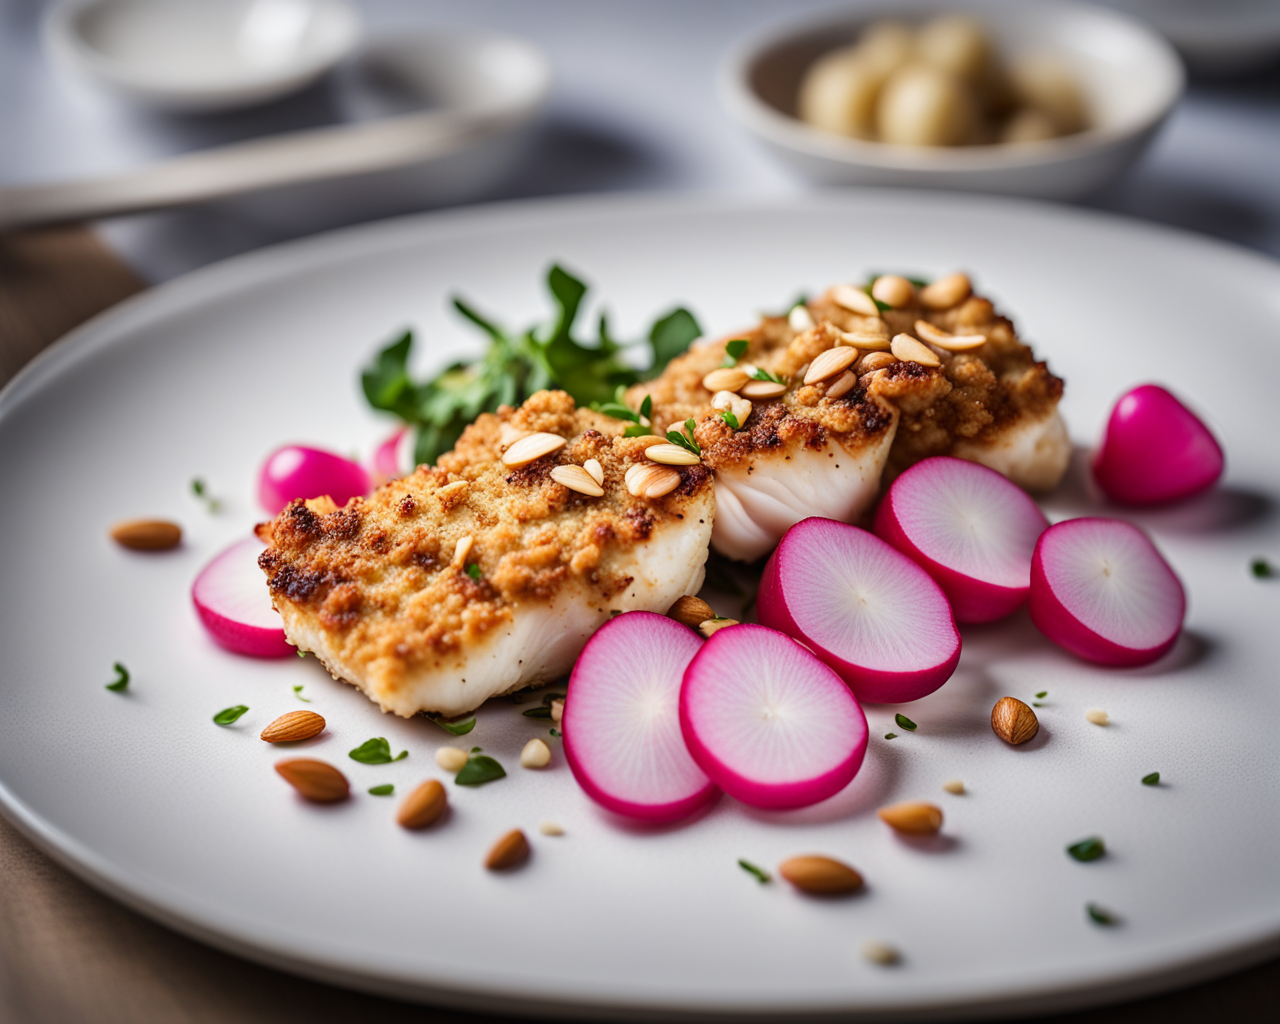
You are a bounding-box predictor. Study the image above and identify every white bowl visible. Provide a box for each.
[719,0,1184,200]
[46,0,363,112]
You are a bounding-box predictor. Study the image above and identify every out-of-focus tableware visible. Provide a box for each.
[1102,0,1280,76]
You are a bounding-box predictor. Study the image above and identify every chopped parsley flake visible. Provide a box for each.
[1086,903,1120,926]
[466,563,481,580]
[212,705,249,725]
[1067,837,1106,862]
[292,685,311,702]
[1035,691,1048,699]
[190,477,220,513]
[1142,772,1161,786]
[368,784,395,796]
[1252,558,1275,578]
[884,732,898,740]
[894,713,917,731]
[738,859,771,884]
[105,662,130,692]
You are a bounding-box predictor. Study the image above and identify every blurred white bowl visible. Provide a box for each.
[720,0,1184,200]
[1101,0,1280,76]
[46,0,363,112]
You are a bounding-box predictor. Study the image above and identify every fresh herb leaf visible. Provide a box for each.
[1252,558,1276,578]
[1035,691,1048,699]
[349,737,408,764]
[292,684,311,702]
[724,338,749,362]
[719,408,740,429]
[523,706,553,720]
[213,705,249,725]
[1033,702,1044,708]
[368,784,395,796]
[105,662,130,692]
[648,308,701,374]
[1086,903,1119,926]
[1067,837,1106,862]
[190,477,220,512]
[455,753,506,786]
[623,423,654,437]
[884,732,898,740]
[296,650,308,658]
[427,714,476,736]
[640,394,653,420]
[738,859,771,884]
[549,727,562,738]
[597,401,639,422]
[666,419,701,456]
[894,713,917,731]
[1142,772,1161,786]
[748,366,786,385]
[467,563,481,581]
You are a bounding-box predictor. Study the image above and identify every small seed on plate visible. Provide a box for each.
[435,746,469,773]
[914,319,986,351]
[740,379,787,399]
[877,801,944,835]
[550,699,564,723]
[890,333,942,368]
[942,779,965,795]
[856,351,899,373]
[583,458,605,486]
[831,284,880,317]
[702,367,750,393]
[274,759,349,803]
[539,821,565,836]
[804,346,858,385]
[645,443,701,467]
[778,855,864,895]
[991,696,1039,745]
[109,518,182,551]
[501,431,566,468]
[521,738,552,769]
[669,595,716,628]
[1085,708,1110,726]
[788,305,817,331]
[260,710,326,743]
[625,463,681,499]
[698,617,739,639]
[397,779,447,829]
[871,275,914,308]
[825,370,857,400]
[920,272,972,310]
[452,534,474,566]
[486,828,531,871]
[861,941,901,965]
[550,464,604,497]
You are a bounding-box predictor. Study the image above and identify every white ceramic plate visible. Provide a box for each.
[0,192,1278,1020]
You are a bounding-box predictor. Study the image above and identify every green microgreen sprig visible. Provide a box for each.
[455,750,506,786]
[1142,772,1161,786]
[1086,903,1120,926]
[748,366,786,385]
[105,662,130,692]
[718,409,740,429]
[368,784,395,796]
[721,338,750,367]
[894,713,917,732]
[1067,837,1106,862]
[292,685,311,702]
[738,859,771,884]
[666,418,701,456]
[349,737,408,764]
[190,477,220,513]
[213,705,249,725]
[466,563,481,581]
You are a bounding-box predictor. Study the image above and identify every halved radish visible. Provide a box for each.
[192,537,293,658]
[874,456,1049,622]
[259,445,370,515]
[679,624,867,809]
[1093,384,1224,506]
[370,427,413,485]
[562,612,716,822]
[1029,517,1185,666]
[758,518,960,704]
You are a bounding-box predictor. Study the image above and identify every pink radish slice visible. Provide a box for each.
[874,457,1049,623]
[679,624,867,810]
[758,518,961,704]
[563,612,716,822]
[1029,517,1184,667]
[259,445,370,515]
[192,537,293,658]
[370,427,412,485]
[1093,384,1224,505]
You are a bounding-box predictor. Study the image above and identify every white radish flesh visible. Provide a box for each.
[874,456,1048,622]
[562,612,716,822]
[679,623,868,809]
[758,517,960,704]
[192,537,294,658]
[1029,517,1185,666]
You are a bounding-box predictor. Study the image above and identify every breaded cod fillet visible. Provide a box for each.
[257,391,714,718]
[630,273,1067,562]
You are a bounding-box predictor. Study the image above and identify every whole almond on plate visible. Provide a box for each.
[668,595,715,628]
[109,518,181,550]
[275,759,349,803]
[486,828,531,871]
[991,697,1039,745]
[397,779,447,829]
[778,855,863,895]
[260,710,326,743]
[877,801,944,835]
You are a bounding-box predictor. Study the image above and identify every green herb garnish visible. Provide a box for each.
[361,266,700,466]
[1142,772,1161,786]
[719,409,740,429]
[738,859,771,884]
[521,693,564,721]
[466,563,481,581]
[190,477,221,512]
[213,705,249,725]
[863,281,892,313]
[455,753,506,786]
[748,366,786,385]
[884,732,898,740]
[426,714,476,736]
[666,418,701,456]
[1035,691,1048,699]
[722,338,749,366]
[1067,837,1106,862]
[292,684,311,702]
[1252,558,1276,578]
[368,784,395,796]
[1086,903,1120,926]
[549,727,562,738]
[894,713,917,731]
[105,662,130,692]
[349,737,408,764]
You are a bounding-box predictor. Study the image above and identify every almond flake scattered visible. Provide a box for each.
[942,779,965,795]
[538,821,565,836]
[1085,708,1110,726]
[861,941,900,965]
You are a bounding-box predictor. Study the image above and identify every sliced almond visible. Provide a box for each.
[501,431,567,468]
[804,346,858,385]
[788,304,816,331]
[919,272,972,310]
[275,759,349,803]
[260,710,326,744]
[871,275,914,308]
[452,534,474,566]
[698,617,738,638]
[625,463,681,499]
[831,284,880,317]
[840,331,892,351]
[397,779,448,829]
[740,379,787,399]
[701,367,750,393]
[550,464,604,497]
[582,458,605,486]
[486,828,531,871]
[669,595,715,628]
[914,319,986,351]
[825,370,857,399]
[877,801,944,835]
[890,333,942,368]
[778,855,863,895]
[856,351,899,373]
[942,779,965,795]
[109,519,182,551]
[498,423,530,448]
[645,443,700,467]
[991,696,1039,745]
